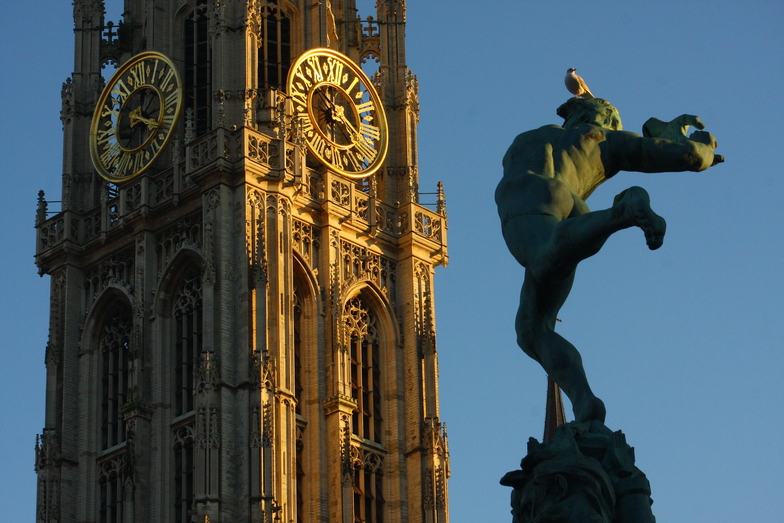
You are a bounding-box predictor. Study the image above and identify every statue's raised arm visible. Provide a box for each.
[603,113,723,176]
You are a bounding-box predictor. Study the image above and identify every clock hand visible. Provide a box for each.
[327,104,355,143]
[129,106,159,130]
[316,88,336,112]
[332,108,361,141]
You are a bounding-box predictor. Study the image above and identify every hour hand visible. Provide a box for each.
[331,106,358,138]
[129,106,159,130]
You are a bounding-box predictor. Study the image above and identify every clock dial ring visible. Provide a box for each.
[90,51,183,183]
[287,48,388,179]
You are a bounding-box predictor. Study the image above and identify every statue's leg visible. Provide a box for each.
[516,270,606,423]
[611,186,667,249]
[503,195,660,424]
[535,187,666,281]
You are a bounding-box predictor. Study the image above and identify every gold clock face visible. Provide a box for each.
[287,48,388,179]
[90,51,183,183]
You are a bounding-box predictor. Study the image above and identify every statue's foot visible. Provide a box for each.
[613,186,667,250]
[574,396,606,424]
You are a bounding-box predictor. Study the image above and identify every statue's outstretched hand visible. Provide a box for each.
[643,114,705,141]
[644,114,724,166]
[689,130,724,166]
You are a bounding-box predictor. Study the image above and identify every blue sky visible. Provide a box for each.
[2,1,783,521]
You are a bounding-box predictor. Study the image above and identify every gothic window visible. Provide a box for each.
[171,265,202,522]
[99,458,126,523]
[173,425,195,523]
[296,429,305,523]
[184,6,211,136]
[258,2,291,90]
[345,296,382,443]
[97,299,132,523]
[353,468,385,523]
[174,266,202,417]
[293,278,306,523]
[100,300,131,450]
[294,283,303,414]
[344,295,385,523]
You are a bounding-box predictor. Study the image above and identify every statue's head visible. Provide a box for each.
[557,98,622,131]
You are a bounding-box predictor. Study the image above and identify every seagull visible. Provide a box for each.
[564,68,594,98]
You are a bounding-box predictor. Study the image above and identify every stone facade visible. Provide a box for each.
[35,1,449,522]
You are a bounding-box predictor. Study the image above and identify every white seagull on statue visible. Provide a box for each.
[565,68,594,98]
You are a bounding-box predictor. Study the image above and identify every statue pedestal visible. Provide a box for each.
[501,421,655,523]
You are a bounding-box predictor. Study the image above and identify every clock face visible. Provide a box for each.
[90,51,183,183]
[287,48,388,179]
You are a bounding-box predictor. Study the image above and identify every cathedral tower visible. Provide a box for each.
[34,1,449,521]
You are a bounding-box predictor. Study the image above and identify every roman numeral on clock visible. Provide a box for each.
[360,122,380,142]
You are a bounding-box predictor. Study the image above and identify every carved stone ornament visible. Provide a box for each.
[60,77,74,125]
[83,249,135,313]
[250,404,262,448]
[247,189,268,284]
[155,215,202,281]
[246,0,262,34]
[73,0,103,24]
[501,421,655,523]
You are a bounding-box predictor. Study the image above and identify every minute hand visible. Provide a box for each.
[333,110,361,142]
[129,106,159,130]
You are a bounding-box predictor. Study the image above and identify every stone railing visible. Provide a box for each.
[349,435,386,475]
[185,126,282,173]
[36,128,241,254]
[244,129,279,170]
[324,171,446,245]
[35,127,447,257]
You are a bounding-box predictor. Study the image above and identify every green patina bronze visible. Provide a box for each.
[497,97,723,522]
[496,98,723,424]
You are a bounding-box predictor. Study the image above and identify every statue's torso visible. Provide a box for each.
[497,124,609,223]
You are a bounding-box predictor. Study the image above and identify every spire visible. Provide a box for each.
[543,375,566,442]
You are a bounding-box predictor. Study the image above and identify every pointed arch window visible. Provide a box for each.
[344,295,385,523]
[258,2,291,90]
[171,264,202,522]
[345,296,382,443]
[294,282,304,414]
[293,278,307,523]
[184,6,211,136]
[353,469,385,523]
[174,266,202,417]
[98,299,132,523]
[173,426,195,523]
[99,457,127,523]
[100,300,132,449]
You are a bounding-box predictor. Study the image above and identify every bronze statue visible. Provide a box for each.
[496,98,723,423]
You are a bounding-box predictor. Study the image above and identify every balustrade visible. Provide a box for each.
[35,128,447,256]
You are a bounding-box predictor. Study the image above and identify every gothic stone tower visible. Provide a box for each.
[34,1,449,522]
